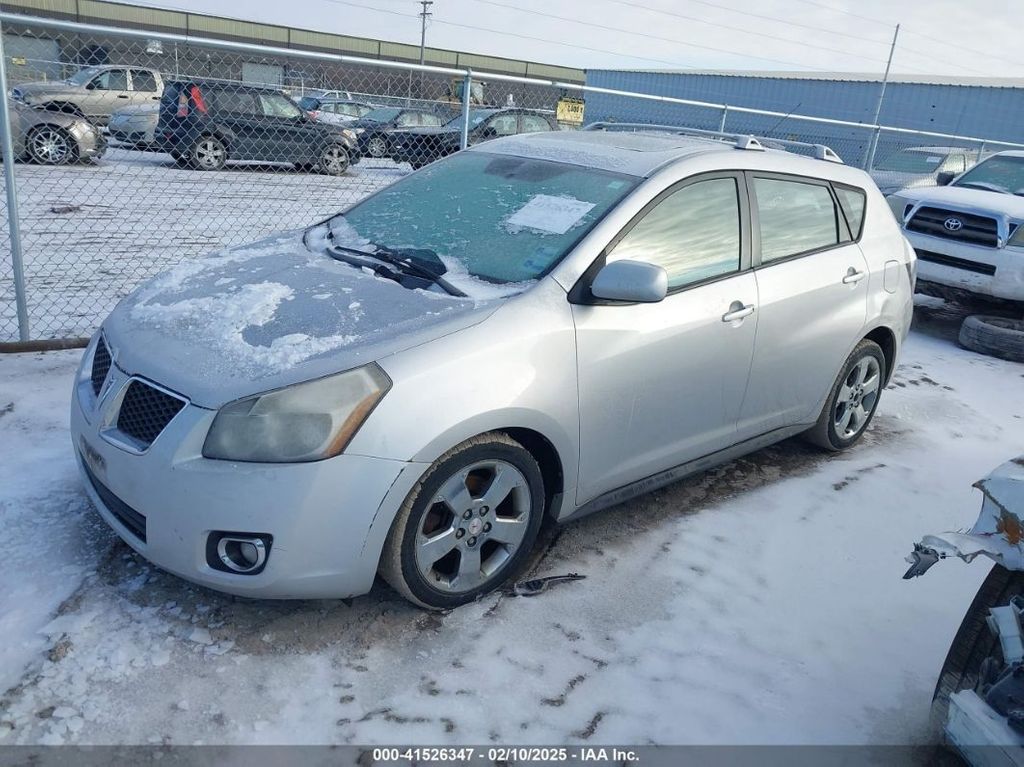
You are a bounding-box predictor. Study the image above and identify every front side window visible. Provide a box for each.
[609,177,741,290]
[396,111,420,127]
[943,154,967,174]
[421,113,443,127]
[90,69,127,91]
[260,93,302,119]
[329,152,639,284]
[755,177,839,263]
[486,114,518,137]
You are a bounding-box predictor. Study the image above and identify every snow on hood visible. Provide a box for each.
[103,231,509,408]
[896,184,1024,219]
[16,81,80,95]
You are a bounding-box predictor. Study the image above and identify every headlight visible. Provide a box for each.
[887,195,912,224]
[203,364,391,463]
[1008,225,1024,248]
[342,128,356,140]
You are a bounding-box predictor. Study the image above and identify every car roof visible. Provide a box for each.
[474,129,870,181]
[169,79,284,93]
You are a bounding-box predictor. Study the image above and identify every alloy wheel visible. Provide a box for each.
[194,138,226,169]
[414,459,531,594]
[320,145,349,175]
[367,136,387,157]
[29,128,71,164]
[833,356,881,440]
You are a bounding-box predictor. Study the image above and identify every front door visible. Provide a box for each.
[82,68,130,121]
[737,173,870,439]
[572,173,758,504]
[255,91,318,163]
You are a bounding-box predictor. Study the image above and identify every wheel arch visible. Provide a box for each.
[862,324,898,385]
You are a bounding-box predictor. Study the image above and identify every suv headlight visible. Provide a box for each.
[887,195,912,224]
[203,364,391,463]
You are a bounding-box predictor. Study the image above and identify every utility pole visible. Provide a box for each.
[865,23,900,171]
[417,0,433,97]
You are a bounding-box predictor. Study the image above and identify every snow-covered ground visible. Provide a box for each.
[0,149,408,341]
[1,298,1021,748]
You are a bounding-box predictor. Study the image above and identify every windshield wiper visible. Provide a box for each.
[957,181,1009,194]
[327,243,467,298]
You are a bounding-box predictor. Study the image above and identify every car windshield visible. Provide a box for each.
[361,107,402,123]
[953,154,1024,195]
[875,150,949,173]
[67,66,104,85]
[445,109,498,127]
[323,152,639,285]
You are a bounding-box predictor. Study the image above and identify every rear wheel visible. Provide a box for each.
[317,144,350,176]
[805,339,886,451]
[380,433,545,609]
[26,126,75,165]
[366,135,388,158]
[189,136,227,170]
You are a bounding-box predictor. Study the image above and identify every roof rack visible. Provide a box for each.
[583,122,844,164]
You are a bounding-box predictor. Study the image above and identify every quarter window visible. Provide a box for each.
[834,185,867,240]
[609,177,741,290]
[755,177,839,262]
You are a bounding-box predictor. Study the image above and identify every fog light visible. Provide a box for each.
[207,532,272,575]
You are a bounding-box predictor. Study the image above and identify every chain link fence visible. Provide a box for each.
[2,11,1023,344]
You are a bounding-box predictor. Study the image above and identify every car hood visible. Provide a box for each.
[103,230,508,409]
[15,80,82,96]
[871,170,934,194]
[348,118,389,130]
[894,184,1024,218]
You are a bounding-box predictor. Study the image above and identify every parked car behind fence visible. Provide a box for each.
[156,80,360,174]
[11,64,163,126]
[870,145,977,196]
[5,97,106,164]
[348,106,450,158]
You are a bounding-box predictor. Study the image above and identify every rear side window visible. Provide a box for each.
[834,185,866,240]
[754,177,839,263]
[212,90,259,115]
[131,70,157,92]
[609,177,741,290]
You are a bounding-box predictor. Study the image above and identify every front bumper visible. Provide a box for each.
[907,232,1024,301]
[70,350,424,599]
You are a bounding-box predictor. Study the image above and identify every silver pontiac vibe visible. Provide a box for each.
[71,129,915,608]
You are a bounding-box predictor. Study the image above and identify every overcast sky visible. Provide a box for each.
[126,0,1022,78]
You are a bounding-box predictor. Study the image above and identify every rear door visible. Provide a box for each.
[209,88,263,160]
[573,172,759,503]
[736,173,869,439]
[255,91,318,162]
[128,69,161,108]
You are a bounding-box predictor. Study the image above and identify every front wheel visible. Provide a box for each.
[26,126,75,165]
[317,144,350,176]
[805,339,886,451]
[380,433,545,609]
[366,135,388,158]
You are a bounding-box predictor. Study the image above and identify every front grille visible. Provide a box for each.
[91,337,111,396]
[906,206,999,247]
[116,380,186,446]
[915,249,997,276]
[81,459,147,542]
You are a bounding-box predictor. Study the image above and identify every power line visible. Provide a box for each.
[474,0,891,69]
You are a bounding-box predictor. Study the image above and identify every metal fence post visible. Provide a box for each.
[0,19,31,342]
[864,126,882,171]
[460,70,472,150]
[718,105,729,133]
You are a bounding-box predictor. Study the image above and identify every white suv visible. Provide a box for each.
[889,150,1024,303]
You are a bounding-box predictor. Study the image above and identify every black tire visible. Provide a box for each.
[25,125,76,165]
[805,339,886,451]
[380,432,545,609]
[188,135,227,171]
[317,144,350,176]
[931,564,1024,735]
[959,315,1024,364]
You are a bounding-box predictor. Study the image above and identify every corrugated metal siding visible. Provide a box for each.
[187,16,289,44]
[79,0,185,31]
[288,30,379,57]
[585,70,1024,155]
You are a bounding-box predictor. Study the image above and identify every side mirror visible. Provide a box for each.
[591,260,668,303]
[936,171,955,186]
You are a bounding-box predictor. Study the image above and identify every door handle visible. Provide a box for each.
[843,267,866,284]
[722,303,755,323]
[116,94,129,99]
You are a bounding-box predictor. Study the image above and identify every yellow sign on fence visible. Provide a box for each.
[556,97,585,125]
